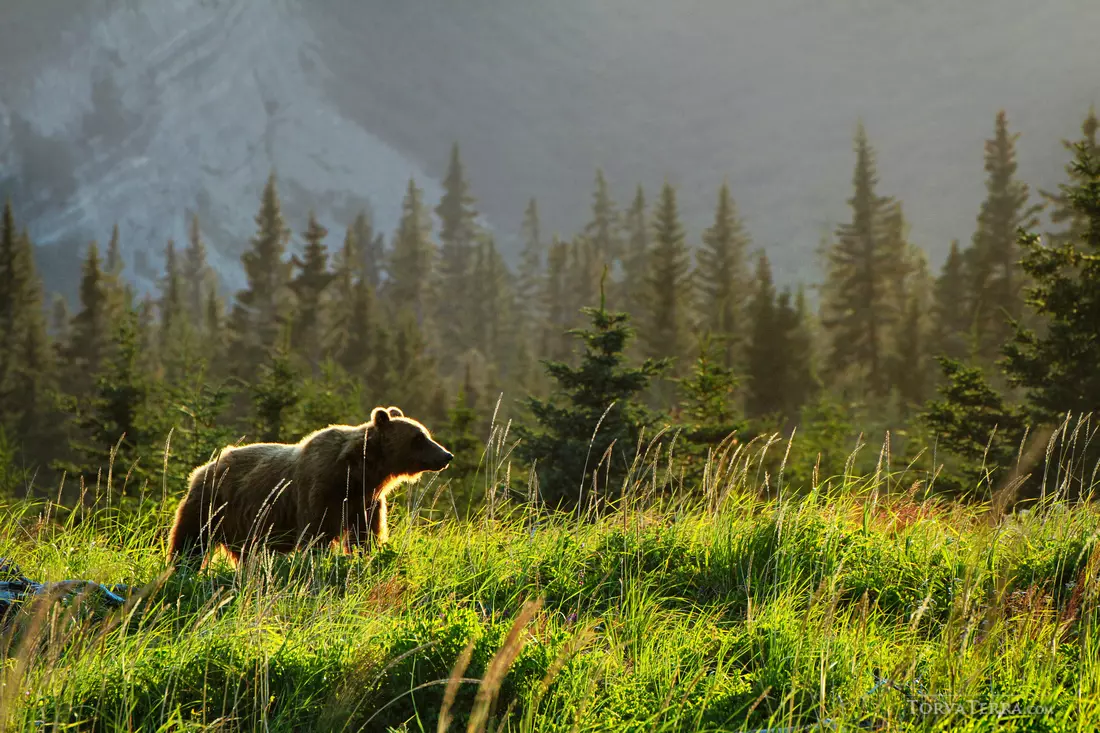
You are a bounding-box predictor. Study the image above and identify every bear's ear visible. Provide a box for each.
[387,406,403,418]
[371,406,392,428]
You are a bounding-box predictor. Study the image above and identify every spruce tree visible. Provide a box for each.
[642,181,694,402]
[350,208,386,289]
[930,240,974,362]
[338,276,380,382]
[65,242,112,399]
[1040,107,1098,247]
[541,235,572,364]
[820,123,910,398]
[745,253,783,420]
[618,185,650,332]
[891,250,934,409]
[435,143,481,364]
[50,295,70,361]
[675,333,745,486]
[63,304,155,488]
[328,222,363,360]
[289,211,335,371]
[516,197,543,326]
[390,308,445,420]
[441,362,485,483]
[0,221,54,463]
[468,235,515,380]
[387,178,437,330]
[567,235,601,326]
[583,168,621,266]
[695,181,751,369]
[228,171,293,377]
[203,287,227,373]
[515,274,671,512]
[158,239,186,354]
[183,213,215,328]
[0,201,20,397]
[1002,141,1100,420]
[250,339,301,443]
[968,110,1042,364]
[103,223,132,317]
[783,285,819,417]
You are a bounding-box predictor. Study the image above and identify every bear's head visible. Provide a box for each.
[364,405,453,478]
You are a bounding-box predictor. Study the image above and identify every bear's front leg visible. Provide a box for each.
[368,495,389,545]
[342,505,373,553]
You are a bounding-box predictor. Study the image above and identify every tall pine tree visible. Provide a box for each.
[65,242,112,400]
[349,208,386,290]
[387,178,437,332]
[183,213,215,328]
[0,210,54,465]
[930,240,974,362]
[228,171,294,377]
[642,181,694,403]
[968,110,1041,365]
[1040,107,1098,247]
[516,197,544,327]
[289,211,335,372]
[820,123,910,398]
[583,168,621,266]
[695,181,751,369]
[435,143,481,367]
[618,185,650,333]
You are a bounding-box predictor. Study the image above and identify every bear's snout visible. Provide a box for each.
[432,448,454,471]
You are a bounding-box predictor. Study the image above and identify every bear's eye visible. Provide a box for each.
[415,434,428,446]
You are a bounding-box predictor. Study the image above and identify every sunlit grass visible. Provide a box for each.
[1,427,1098,732]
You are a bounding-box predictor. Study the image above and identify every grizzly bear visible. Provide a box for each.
[166,406,453,567]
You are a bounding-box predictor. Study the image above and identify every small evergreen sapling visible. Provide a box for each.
[515,270,670,513]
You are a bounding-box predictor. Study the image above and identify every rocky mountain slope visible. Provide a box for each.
[1,0,1097,299]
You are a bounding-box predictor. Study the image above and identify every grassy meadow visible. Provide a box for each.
[0,432,1098,733]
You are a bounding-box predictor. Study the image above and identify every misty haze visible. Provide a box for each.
[2,0,1096,294]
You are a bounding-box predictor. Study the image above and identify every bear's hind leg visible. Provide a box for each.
[167,493,210,568]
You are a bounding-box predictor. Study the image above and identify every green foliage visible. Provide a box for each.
[695,181,751,369]
[250,340,302,443]
[182,213,216,327]
[515,275,671,512]
[1003,142,1100,421]
[59,304,158,493]
[931,239,975,363]
[617,185,650,333]
[387,178,436,330]
[1040,107,1098,247]
[287,359,364,438]
[583,168,622,266]
[921,357,1029,499]
[745,254,816,423]
[228,171,294,377]
[642,182,693,404]
[673,334,746,487]
[968,110,1043,364]
[541,236,573,364]
[820,123,911,398]
[289,211,336,372]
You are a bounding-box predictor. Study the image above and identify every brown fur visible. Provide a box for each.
[166,406,452,567]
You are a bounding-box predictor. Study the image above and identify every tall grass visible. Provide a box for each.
[1,420,1098,731]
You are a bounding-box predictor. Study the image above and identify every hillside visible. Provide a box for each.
[1,0,1097,298]
[0,473,1094,730]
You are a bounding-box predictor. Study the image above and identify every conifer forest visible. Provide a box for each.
[2,84,1100,728]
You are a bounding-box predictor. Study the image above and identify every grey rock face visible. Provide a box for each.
[0,0,442,297]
